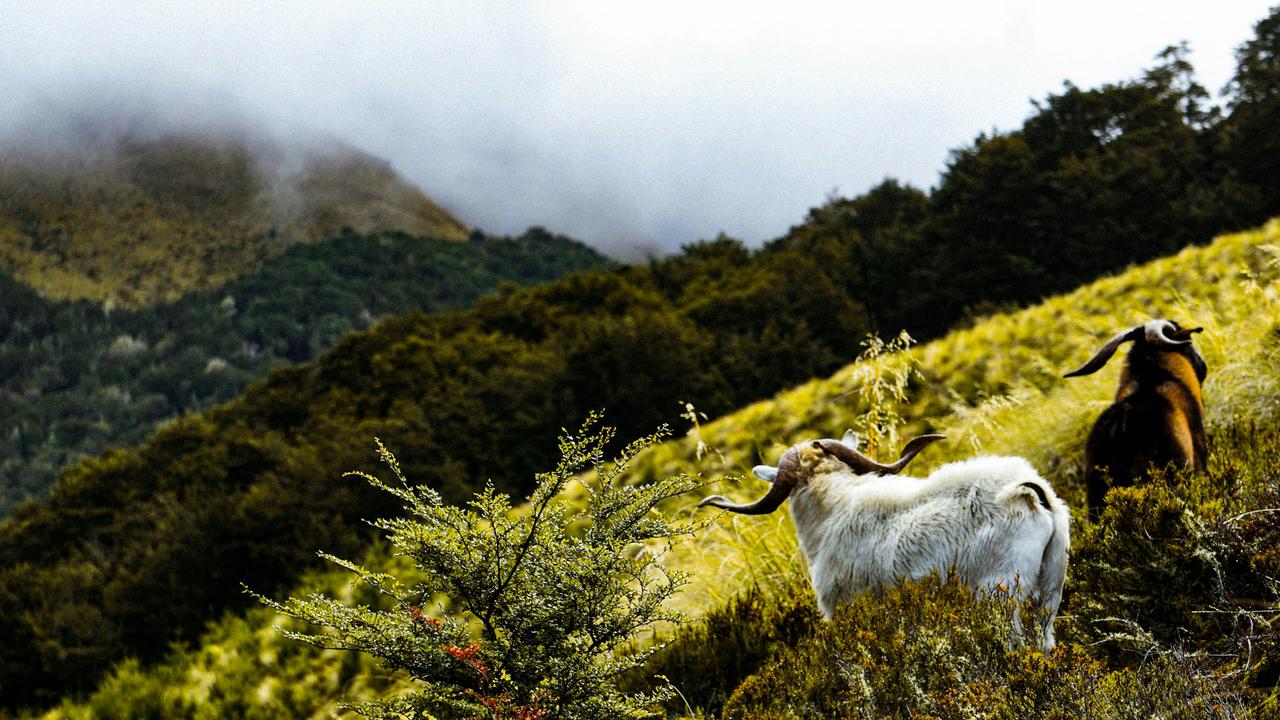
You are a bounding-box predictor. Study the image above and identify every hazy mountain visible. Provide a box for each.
[0,119,469,307]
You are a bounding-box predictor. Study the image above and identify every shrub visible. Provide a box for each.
[255,414,707,720]
[720,576,1247,720]
[618,587,819,717]
[721,576,1025,719]
[932,648,1246,720]
[1066,480,1226,654]
[1066,424,1280,671]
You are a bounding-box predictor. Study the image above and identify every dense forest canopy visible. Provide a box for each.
[0,228,608,516]
[5,7,1280,711]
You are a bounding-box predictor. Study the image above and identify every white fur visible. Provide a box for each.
[777,444,1070,647]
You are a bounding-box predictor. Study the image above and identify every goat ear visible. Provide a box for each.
[841,429,859,450]
[753,465,779,483]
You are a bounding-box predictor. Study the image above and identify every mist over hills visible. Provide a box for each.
[0,112,469,306]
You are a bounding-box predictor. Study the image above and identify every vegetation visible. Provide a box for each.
[613,223,1280,717]
[36,220,1280,720]
[0,220,882,708]
[0,227,607,516]
[10,7,1280,715]
[0,129,468,306]
[719,578,1245,719]
[255,416,705,719]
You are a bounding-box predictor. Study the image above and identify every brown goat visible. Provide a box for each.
[1064,319,1207,517]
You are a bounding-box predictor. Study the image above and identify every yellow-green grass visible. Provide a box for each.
[39,221,1280,718]
[631,220,1280,616]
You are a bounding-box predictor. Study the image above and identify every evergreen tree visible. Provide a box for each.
[1223,5,1280,219]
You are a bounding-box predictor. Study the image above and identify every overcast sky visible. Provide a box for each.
[1,1,1275,256]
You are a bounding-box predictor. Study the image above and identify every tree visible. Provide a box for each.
[255,415,707,719]
[916,45,1227,337]
[1223,6,1280,219]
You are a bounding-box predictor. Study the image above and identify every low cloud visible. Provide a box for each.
[1,1,1271,257]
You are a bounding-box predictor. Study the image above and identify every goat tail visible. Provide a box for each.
[996,476,1071,647]
[1035,487,1071,648]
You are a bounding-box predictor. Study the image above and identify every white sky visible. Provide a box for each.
[1,1,1275,256]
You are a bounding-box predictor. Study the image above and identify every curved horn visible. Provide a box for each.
[1144,320,1200,350]
[1063,326,1143,378]
[814,433,945,475]
[699,447,802,515]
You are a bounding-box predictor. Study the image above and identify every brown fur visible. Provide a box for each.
[1070,322,1207,518]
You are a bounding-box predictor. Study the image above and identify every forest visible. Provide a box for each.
[0,227,608,515]
[4,6,1280,717]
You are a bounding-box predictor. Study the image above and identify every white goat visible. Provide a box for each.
[699,433,1070,647]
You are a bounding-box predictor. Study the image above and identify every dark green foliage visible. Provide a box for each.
[9,7,1280,712]
[1224,8,1280,220]
[907,45,1241,338]
[0,227,607,516]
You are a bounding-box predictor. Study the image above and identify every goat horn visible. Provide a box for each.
[815,433,945,475]
[1063,325,1144,378]
[699,447,802,515]
[1144,320,1198,350]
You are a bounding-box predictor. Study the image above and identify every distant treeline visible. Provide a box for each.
[5,11,1280,710]
[0,228,609,516]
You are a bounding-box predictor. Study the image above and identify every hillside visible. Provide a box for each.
[0,214,885,708]
[0,128,469,306]
[35,220,1280,718]
[0,227,607,517]
[8,14,1280,710]
[632,222,1280,613]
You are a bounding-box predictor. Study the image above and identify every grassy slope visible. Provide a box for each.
[0,134,468,307]
[37,221,1280,718]
[649,221,1280,613]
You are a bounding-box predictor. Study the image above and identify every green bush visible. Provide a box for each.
[932,648,1244,720]
[256,415,707,720]
[1065,423,1280,668]
[1066,480,1225,653]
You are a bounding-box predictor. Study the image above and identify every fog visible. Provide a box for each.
[1,1,1273,257]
